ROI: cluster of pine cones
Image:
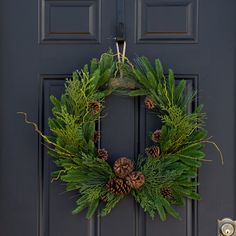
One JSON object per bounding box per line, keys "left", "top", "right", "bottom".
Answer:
{"left": 106, "top": 157, "right": 145, "bottom": 195}
{"left": 97, "top": 127, "right": 163, "bottom": 196}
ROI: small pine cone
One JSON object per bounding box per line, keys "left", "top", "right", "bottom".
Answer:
{"left": 106, "top": 178, "right": 131, "bottom": 195}
{"left": 144, "top": 96, "right": 156, "bottom": 109}
{"left": 98, "top": 148, "right": 108, "bottom": 161}
{"left": 93, "top": 131, "right": 101, "bottom": 144}
{"left": 152, "top": 129, "right": 161, "bottom": 143}
{"left": 89, "top": 101, "right": 102, "bottom": 114}
{"left": 113, "top": 157, "right": 134, "bottom": 178}
{"left": 160, "top": 187, "right": 173, "bottom": 199}
{"left": 145, "top": 146, "right": 160, "bottom": 157}
{"left": 126, "top": 171, "right": 145, "bottom": 189}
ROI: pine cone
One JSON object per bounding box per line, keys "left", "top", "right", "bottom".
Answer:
{"left": 145, "top": 146, "right": 160, "bottom": 157}
{"left": 144, "top": 96, "right": 156, "bottom": 109}
{"left": 160, "top": 187, "right": 173, "bottom": 199}
{"left": 93, "top": 131, "right": 101, "bottom": 143}
{"left": 126, "top": 171, "right": 145, "bottom": 189}
{"left": 89, "top": 101, "right": 102, "bottom": 114}
{"left": 113, "top": 157, "right": 134, "bottom": 178}
{"left": 106, "top": 178, "right": 131, "bottom": 195}
{"left": 152, "top": 129, "right": 161, "bottom": 143}
{"left": 98, "top": 148, "right": 108, "bottom": 161}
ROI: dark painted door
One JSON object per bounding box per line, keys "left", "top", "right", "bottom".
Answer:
{"left": 0, "top": 0, "right": 235, "bottom": 235}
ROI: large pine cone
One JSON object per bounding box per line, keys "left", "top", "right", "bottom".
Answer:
{"left": 106, "top": 178, "right": 131, "bottom": 195}
{"left": 145, "top": 146, "right": 160, "bottom": 157}
{"left": 98, "top": 148, "right": 108, "bottom": 161}
{"left": 113, "top": 157, "right": 134, "bottom": 178}
{"left": 89, "top": 101, "right": 102, "bottom": 114}
{"left": 144, "top": 96, "right": 156, "bottom": 109}
{"left": 126, "top": 171, "right": 145, "bottom": 189}
{"left": 160, "top": 187, "right": 173, "bottom": 199}
{"left": 152, "top": 129, "right": 161, "bottom": 143}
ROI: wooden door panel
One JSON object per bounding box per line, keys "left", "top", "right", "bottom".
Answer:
{"left": 135, "top": 0, "right": 198, "bottom": 43}
{"left": 40, "top": 0, "right": 102, "bottom": 44}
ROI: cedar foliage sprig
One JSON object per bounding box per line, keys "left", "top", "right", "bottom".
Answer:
{"left": 18, "top": 50, "right": 222, "bottom": 221}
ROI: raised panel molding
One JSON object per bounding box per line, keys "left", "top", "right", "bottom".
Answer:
{"left": 38, "top": 74, "right": 198, "bottom": 236}
{"left": 39, "top": 0, "right": 101, "bottom": 44}
{"left": 135, "top": 0, "right": 199, "bottom": 43}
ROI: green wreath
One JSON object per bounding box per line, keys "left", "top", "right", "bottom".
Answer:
{"left": 19, "top": 50, "right": 222, "bottom": 221}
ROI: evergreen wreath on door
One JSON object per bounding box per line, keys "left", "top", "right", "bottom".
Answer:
{"left": 19, "top": 49, "right": 223, "bottom": 221}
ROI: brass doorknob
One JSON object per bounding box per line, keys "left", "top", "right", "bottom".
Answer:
{"left": 218, "top": 218, "right": 236, "bottom": 236}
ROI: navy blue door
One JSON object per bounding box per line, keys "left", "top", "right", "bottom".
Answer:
{"left": 0, "top": 0, "right": 235, "bottom": 235}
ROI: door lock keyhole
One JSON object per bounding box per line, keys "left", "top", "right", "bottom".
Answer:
{"left": 221, "top": 223, "right": 234, "bottom": 236}
{"left": 218, "top": 218, "right": 236, "bottom": 236}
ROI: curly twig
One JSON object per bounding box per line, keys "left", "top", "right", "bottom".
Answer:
{"left": 17, "top": 112, "right": 75, "bottom": 157}
{"left": 202, "top": 140, "right": 224, "bottom": 165}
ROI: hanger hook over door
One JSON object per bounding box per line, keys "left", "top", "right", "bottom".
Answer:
{"left": 116, "top": 0, "right": 125, "bottom": 43}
